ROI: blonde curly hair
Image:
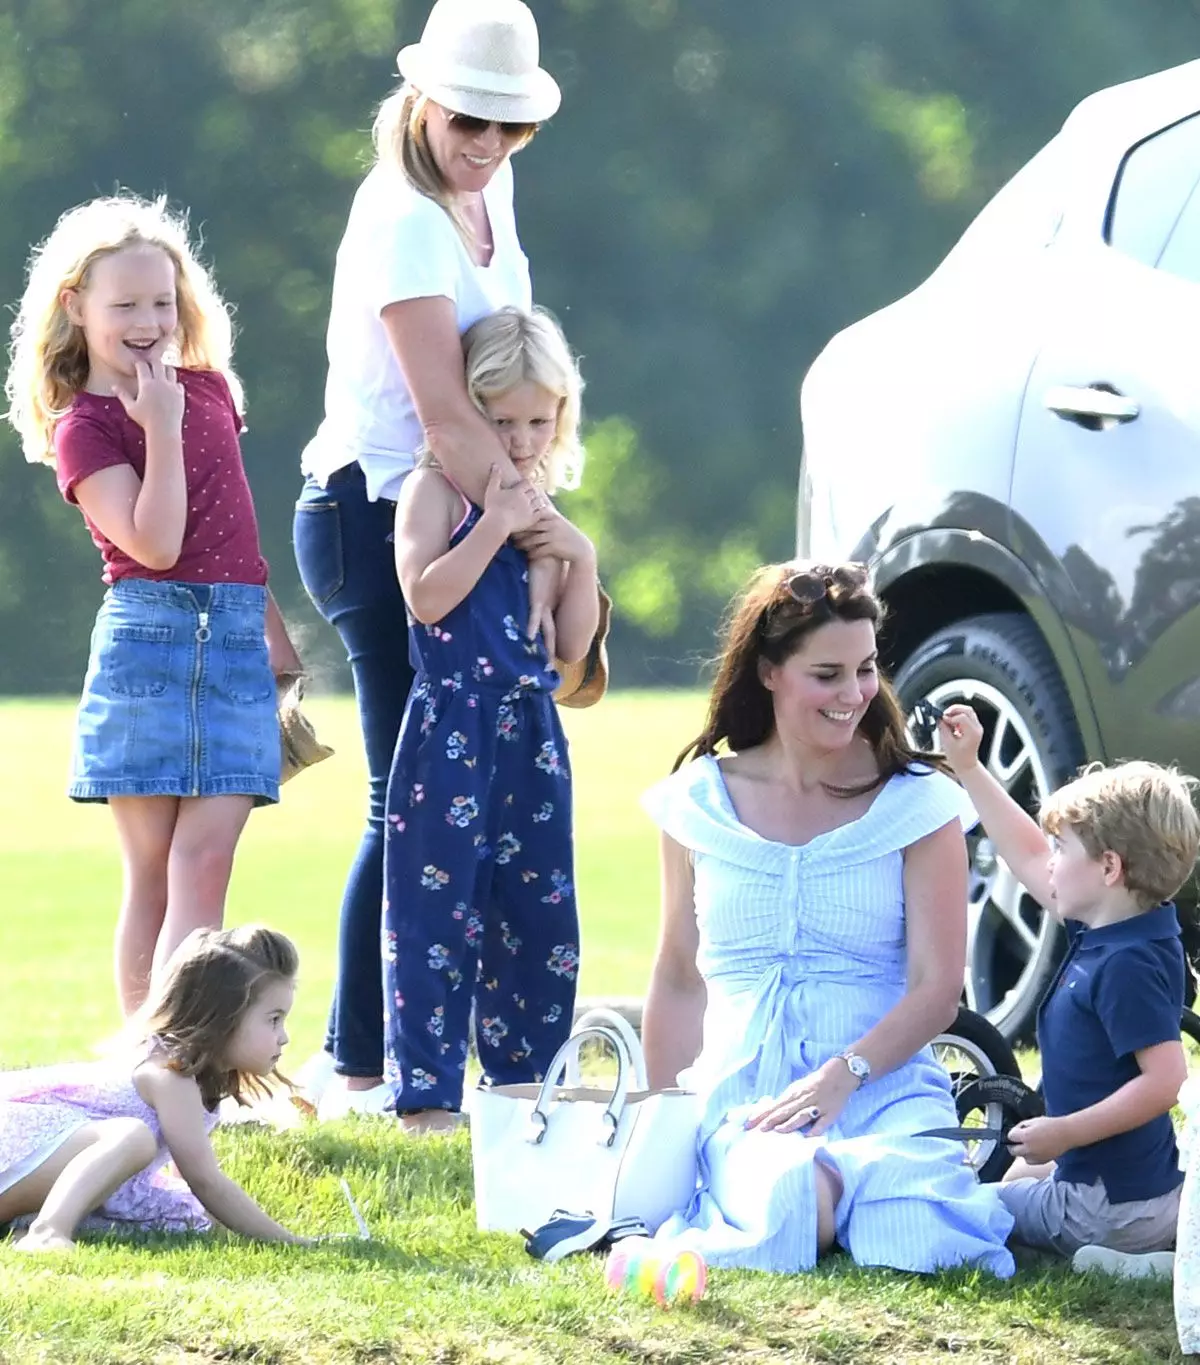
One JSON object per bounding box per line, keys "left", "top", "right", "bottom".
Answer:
{"left": 461, "top": 305, "right": 584, "bottom": 494}
{"left": 5, "top": 192, "right": 242, "bottom": 465}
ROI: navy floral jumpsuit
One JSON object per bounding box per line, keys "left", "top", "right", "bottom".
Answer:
{"left": 382, "top": 497, "right": 580, "bottom": 1112}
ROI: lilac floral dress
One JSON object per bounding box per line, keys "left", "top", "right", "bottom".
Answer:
{"left": 0, "top": 1050, "right": 214, "bottom": 1233}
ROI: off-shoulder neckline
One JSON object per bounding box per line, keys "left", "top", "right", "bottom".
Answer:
{"left": 704, "top": 753, "right": 903, "bottom": 851}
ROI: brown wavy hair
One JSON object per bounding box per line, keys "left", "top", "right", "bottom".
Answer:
{"left": 675, "top": 561, "right": 943, "bottom": 796}
{"left": 130, "top": 924, "right": 299, "bottom": 1111}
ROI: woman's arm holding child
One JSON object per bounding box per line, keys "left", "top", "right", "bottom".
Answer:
{"left": 138, "top": 1064, "right": 304, "bottom": 1243}
{"left": 938, "top": 704, "right": 1056, "bottom": 908}
{"left": 396, "top": 465, "right": 539, "bottom": 624}
{"left": 382, "top": 298, "right": 560, "bottom": 644}
{"left": 72, "top": 361, "right": 187, "bottom": 572}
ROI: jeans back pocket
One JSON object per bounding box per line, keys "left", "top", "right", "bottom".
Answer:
{"left": 294, "top": 500, "right": 345, "bottom": 607}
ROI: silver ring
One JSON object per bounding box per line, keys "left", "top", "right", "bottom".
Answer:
{"left": 806, "top": 1106, "right": 820, "bottom": 1120}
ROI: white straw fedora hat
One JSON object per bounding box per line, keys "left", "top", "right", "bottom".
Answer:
{"left": 397, "top": 0, "right": 562, "bottom": 124}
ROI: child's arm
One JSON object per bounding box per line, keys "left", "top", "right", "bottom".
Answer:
{"left": 1006, "top": 1039, "right": 1187, "bottom": 1165}
{"left": 396, "top": 465, "right": 538, "bottom": 623}
{"left": 938, "top": 703, "right": 1056, "bottom": 907}
{"left": 136, "top": 1064, "right": 305, "bottom": 1243}
{"left": 520, "top": 506, "right": 599, "bottom": 663}
{"left": 72, "top": 362, "right": 187, "bottom": 571}
{"left": 265, "top": 589, "right": 304, "bottom": 683}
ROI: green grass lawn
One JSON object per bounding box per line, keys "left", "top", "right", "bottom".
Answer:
{"left": 0, "top": 690, "right": 705, "bottom": 1066}
{"left": 0, "top": 694, "right": 1189, "bottom": 1364}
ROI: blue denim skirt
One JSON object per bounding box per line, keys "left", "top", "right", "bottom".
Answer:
{"left": 70, "top": 579, "right": 280, "bottom": 804}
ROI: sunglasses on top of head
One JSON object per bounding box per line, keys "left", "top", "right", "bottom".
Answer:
{"left": 447, "top": 111, "right": 540, "bottom": 140}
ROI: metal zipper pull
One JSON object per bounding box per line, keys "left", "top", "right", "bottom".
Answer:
{"left": 196, "top": 610, "right": 211, "bottom": 643}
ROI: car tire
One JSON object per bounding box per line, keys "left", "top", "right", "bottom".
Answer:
{"left": 893, "top": 612, "right": 1085, "bottom": 1043}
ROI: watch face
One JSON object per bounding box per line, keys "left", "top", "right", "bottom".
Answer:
{"left": 846, "top": 1054, "right": 869, "bottom": 1079}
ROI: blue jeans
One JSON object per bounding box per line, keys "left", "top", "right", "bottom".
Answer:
{"left": 293, "top": 465, "right": 415, "bottom": 1077}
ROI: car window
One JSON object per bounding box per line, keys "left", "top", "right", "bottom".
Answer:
{"left": 1107, "top": 113, "right": 1200, "bottom": 270}
{"left": 1154, "top": 179, "right": 1200, "bottom": 284}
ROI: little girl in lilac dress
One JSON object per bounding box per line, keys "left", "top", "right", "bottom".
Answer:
{"left": 0, "top": 925, "right": 307, "bottom": 1249}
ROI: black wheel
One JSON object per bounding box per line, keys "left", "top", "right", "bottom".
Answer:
{"left": 895, "top": 612, "right": 1085, "bottom": 1043}
{"left": 954, "top": 1074, "right": 1045, "bottom": 1183}
{"left": 932, "top": 1008, "right": 1021, "bottom": 1182}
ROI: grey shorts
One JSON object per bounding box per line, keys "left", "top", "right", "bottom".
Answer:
{"left": 999, "top": 1175, "right": 1181, "bottom": 1256}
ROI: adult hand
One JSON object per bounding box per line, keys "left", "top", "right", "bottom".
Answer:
{"left": 1005, "top": 1115, "right": 1073, "bottom": 1165}
{"left": 743, "top": 1059, "right": 860, "bottom": 1136}
{"left": 113, "top": 360, "right": 185, "bottom": 435}
{"left": 938, "top": 704, "right": 984, "bottom": 775}
{"left": 481, "top": 464, "right": 539, "bottom": 538}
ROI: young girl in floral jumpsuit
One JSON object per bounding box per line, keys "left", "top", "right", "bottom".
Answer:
{"left": 383, "top": 306, "right": 600, "bottom": 1133}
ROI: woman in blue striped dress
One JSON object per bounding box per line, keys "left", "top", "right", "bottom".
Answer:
{"left": 640, "top": 562, "right": 1015, "bottom": 1275}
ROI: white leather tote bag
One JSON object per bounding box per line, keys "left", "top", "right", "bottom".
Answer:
{"left": 470, "top": 1011, "right": 699, "bottom": 1234}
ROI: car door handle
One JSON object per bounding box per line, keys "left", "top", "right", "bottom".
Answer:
{"left": 1045, "top": 384, "right": 1140, "bottom": 427}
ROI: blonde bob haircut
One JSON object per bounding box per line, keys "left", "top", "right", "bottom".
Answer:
{"left": 461, "top": 305, "right": 584, "bottom": 494}
{"left": 372, "top": 83, "right": 536, "bottom": 256}
{"left": 1040, "top": 760, "right": 1200, "bottom": 909}
{"left": 5, "top": 192, "right": 242, "bottom": 465}
{"left": 129, "top": 924, "right": 299, "bottom": 1112}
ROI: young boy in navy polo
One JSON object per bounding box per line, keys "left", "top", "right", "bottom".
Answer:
{"left": 941, "top": 705, "right": 1200, "bottom": 1276}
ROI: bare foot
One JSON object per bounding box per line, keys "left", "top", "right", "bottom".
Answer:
{"left": 400, "top": 1109, "right": 463, "bottom": 1135}
{"left": 14, "top": 1226, "right": 75, "bottom": 1252}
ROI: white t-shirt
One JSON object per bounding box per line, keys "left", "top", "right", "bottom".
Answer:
{"left": 301, "top": 158, "right": 533, "bottom": 503}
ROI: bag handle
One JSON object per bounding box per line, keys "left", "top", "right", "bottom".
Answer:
{"left": 527, "top": 1024, "right": 633, "bottom": 1149}
{"left": 565, "top": 1007, "right": 649, "bottom": 1090}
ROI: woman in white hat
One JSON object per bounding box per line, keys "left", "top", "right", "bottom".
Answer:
{"left": 293, "top": 0, "right": 562, "bottom": 1118}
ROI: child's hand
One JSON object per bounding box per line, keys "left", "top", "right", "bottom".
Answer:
{"left": 113, "top": 360, "right": 185, "bottom": 435}
{"left": 522, "top": 505, "right": 596, "bottom": 566}
{"left": 938, "top": 704, "right": 984, "bottom": 774}
{"left": 1005, "top": 1115, "right": 1072, "bottom": 1165}
{"left": 482, "top": 464, "right": 539, "bottom": 536}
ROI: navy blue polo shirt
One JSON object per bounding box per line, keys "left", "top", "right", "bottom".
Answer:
{"left": 1037, "top": 902, "right": 1185, "bottom": 1202}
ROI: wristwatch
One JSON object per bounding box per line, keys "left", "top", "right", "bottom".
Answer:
{"left": 839, "top": 1051, "right": 871, "bottom": 1086}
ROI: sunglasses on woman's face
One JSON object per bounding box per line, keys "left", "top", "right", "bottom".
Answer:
{"left": 447, "top": 111, "right": 539, "bottom": 141}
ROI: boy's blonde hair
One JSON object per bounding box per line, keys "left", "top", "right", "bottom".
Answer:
{"left": 1040, "top": 760, "right": 1200, "bottom": 908}
{"left": 5, "top": 193, "right": 243, "bottom": 465}
{"left": 462, "top": 305, "right": 584, "bottom": 493}
{"left": 132, "top": 924, "right": 299, "bottom": 1111}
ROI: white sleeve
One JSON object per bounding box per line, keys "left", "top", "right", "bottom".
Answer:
{"left": 368, "top": 195, "right": 464, "bottom": 316}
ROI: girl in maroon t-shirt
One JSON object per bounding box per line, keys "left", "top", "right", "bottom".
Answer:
{"left": 5, "top": 194, "right": 302, "bottom": 1015}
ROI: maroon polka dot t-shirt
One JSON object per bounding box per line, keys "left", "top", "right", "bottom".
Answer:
{"left": 53, "top": 368, "right": 269, "bottom": 586}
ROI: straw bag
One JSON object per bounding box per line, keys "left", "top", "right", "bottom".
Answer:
{"left": 552, "top": 582, "right": 612, "bottom": 709}
{"left": 470, "top": 1007, "right": 699, "bottom": 1234}
{"left": 276, "top": 674, "right": 334, "bottom": 784}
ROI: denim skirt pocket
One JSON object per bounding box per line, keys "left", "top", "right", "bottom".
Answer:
{"left": 222, "top": 631, "right": 274, "bottom": 704}
{"left": 70, "top": 579, "right": 279, "bottom": 805}
{"left": 102, "top": 625, "right": 173, "bottom": 697}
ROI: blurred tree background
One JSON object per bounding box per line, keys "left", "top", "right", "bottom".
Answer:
{"left": 1, "top": 0, "right": 1198, "bottom": 692}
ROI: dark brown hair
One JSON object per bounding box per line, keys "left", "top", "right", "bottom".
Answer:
{"left": 131, "top": 924, "right": 299, "bottom": 1110}
{"left": 675, "top": 561, "right": 942, "bottom": 795}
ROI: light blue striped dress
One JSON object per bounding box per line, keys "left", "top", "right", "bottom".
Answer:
{"left": 642, "top": 756, "right": 1015, "bottom": 1276}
